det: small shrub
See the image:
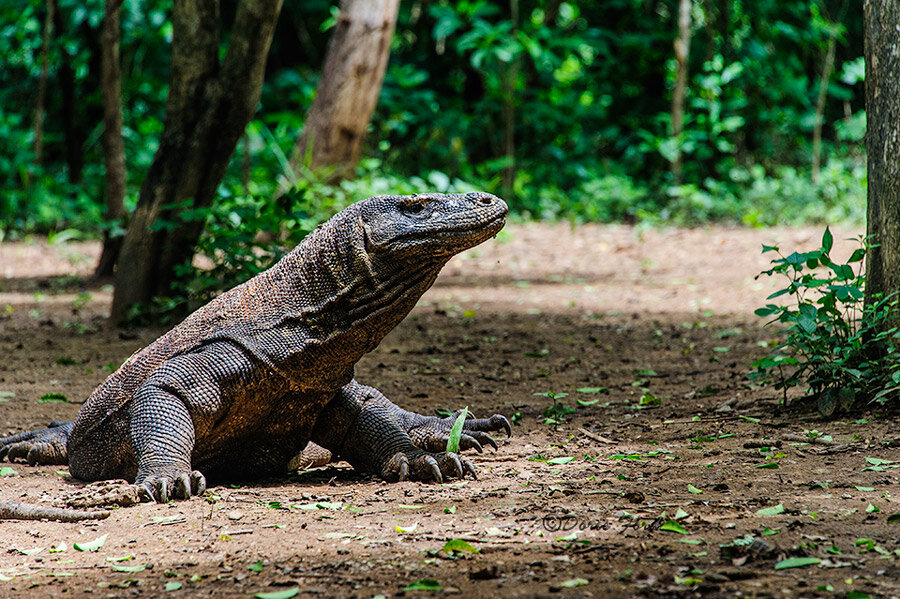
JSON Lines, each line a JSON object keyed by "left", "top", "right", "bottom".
{"left": 750, "top": 228, "right": 900, "bottom": 415}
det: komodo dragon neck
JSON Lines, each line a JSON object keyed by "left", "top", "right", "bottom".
{"left": 187, "top": 204, "right": 448, "bottom": 390}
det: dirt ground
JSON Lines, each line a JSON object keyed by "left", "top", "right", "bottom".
{"left": 2, "top": 223, "right": 900, "bottom": 599}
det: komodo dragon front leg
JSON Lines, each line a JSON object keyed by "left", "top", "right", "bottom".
{"left": 307, "top": 381, "right": 510, "bottom": 482}
{"left": 295, "top": 383, "right": 511, "bottom": 471}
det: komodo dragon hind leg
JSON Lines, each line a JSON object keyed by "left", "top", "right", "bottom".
{"left": 0, "top": 420, "right": 72, "bottom": 465}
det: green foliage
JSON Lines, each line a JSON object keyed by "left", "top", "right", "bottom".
{"left": 0, "top": 1, "right": 869, "bottom": 267}
{"left": 750, "top": 229, "right": 900, "bottom": 414}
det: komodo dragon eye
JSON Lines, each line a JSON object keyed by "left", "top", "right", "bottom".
{"left": 399, "top": 201, "right": 427, "bottom": 216}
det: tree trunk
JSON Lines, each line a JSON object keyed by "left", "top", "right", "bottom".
{"left": 110, "top": 0, "right": 283, "bottom": 323}
{"left": 52, "top": 5, "right": 84, "bottom": 183}
{"left": 863, "top": 0, "right": 900, "bottom": 312}
{"left": 286, "top": 0, "right": 399, "bottom": 184}
{"left": 94, "top": 0, "right": 127, "bottom": 279}
{"left": 670, "top": 0, "right": 692, "bottom": 182}
{"left": 33, "top": 0, "right": 55, "bottom": 165}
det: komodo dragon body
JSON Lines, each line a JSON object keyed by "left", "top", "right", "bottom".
{"left": 0, "top": 192, "right": 510, "bottom": 519}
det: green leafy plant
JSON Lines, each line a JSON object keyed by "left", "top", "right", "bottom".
{"left": 534, "top": 391, "right": 575, "bottom": 426}
{"left": 750, "top": 228, "right": 900, "bottom": 414}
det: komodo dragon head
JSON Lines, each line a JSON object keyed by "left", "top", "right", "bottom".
{"left": 357, "top": 192, "right": 507, "bottom": 262}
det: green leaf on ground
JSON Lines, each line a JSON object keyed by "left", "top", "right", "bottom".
{"left": 633, "top": 369, "right": 658, "bottom": 377}
{"left": 660, "top": 520, "right": 687, "bottom": 534}
{"left": 74, "top": 534, "right": 108, "bottom": 552}
{"left": 639, "top": 391, "right": 661, "bottom": 406}
{"left": 292, "top": 501, "right": 342, "bottom": 510}
{"left": 165, "top": 582, "right": 183, "bottom": 592}
{"left": 887, "top": 513, "right": 900, "bottom": 523}
{"left": 756, "top": 504, "right": 784, "bottom": 516}
{"left": 547, "top": 456, "right": 574, "bottom": 465}
{"left": 855, "top": 486, "right": 875, "bottom": 492}
{"left": 39, "top": 393, "right": 68, "bottom": 402}
{"left": 0, "top": 466, "right": 18, "bottom": 476}
{"left": 442, "top": 539, "right": 479, "bottom": 554}
{"left": 687, "top": 484, "right": 703, "bottom": 494}
{"left": 395, "top": 523, "right": 418, "bottom": 534}
{"left": 559, "top": 578, "right": 589, "bottom": 588}
{"left": 404, "top": 579, "right": 442, "bottom": 591}
{"left": 112, "top": 564, "right": 146, "bottom": 573}
{"left": 774, "top": 557, "right": 821, "bottom": 570}
{"left": 254, "top": 587, "right": 300, "bottom": 599}
{"left": 248, "top": 560, "right": 264, "bottom": 572}
{"left": 446, "top": 406, "right": 469, "bottom": 453}
{"left": 575, "top": 387, "right": 608, "bottom": 394}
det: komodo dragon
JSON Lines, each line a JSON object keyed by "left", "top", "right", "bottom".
{"left": 0, "top": 192, "right": 510, "bottom": 520}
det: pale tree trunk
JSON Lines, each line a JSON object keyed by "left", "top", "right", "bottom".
{"left": 863, "top": 0, "right": 900, "bottom": 313}
{"left": 33, "top": 0, "right": 55, "bottom": 165}
{"left": 670, "top": 0, "right": 692, "bottom": 182}
{"left": 811, "top": 34, "right": 836, "bottom": 185}
{"left": 111, "top": 0, "right": 283, "bottom": 323}
{"left": 94, "top": 0, "right": 128, "bottom": 279}
{"left": 286, "top": 0, "right": 399, "bottom": 185}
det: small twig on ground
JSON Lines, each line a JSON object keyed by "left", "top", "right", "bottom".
{"left": 782, "top": 434, "right": 839, "bottom": 446}
{"left": 578, "top": 428, "right": 615, "bottom": 445}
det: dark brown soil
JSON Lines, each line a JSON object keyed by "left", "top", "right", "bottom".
{"left": 2, "top": 224, "right": 899, "bottom": 599}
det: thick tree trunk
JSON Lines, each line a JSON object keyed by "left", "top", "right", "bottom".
{"left": 286, "top": 0, "right": 399, "bottom": 183}
{"left": 94, "top": 0, "right": 127, "bottom": 279}
{"left": 864, "top": 0, "right": 900, "bottom": 311}
{"left": 110, "top": 0, "right": 283, "bottom": 323}
{"left": 52, "top": 5, "right": 84, "bottom": 183}
{"left": 670, "top": 0, "right": 692, "bottom": 182}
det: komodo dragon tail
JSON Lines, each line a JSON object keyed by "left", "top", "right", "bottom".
{"left": 0, "top": 500, "right": 109, "bottom": 521}
{"left": 0, "top": 421, "right": 109, "bottom": 521}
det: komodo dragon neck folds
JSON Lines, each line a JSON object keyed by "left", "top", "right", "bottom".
{"left": 1, "top": 192, "right": 510, "bottom": 520}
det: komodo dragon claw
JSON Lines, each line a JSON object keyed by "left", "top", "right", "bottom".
{"left": 137, "top": 469, "right": 207, "bottom": 503}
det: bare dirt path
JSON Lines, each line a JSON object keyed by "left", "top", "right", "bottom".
{"left": 2, "top": 223, "right": 899, "bottom": 599}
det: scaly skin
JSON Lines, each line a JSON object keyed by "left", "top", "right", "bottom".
{"left": 0, "top": 193, "right": 509, "bottom": 511}
{"left": 0, "top": 501, "right": 109, "bottom": 522}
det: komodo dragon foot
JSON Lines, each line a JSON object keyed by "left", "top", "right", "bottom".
{"left": 309, "top": 380, "right": 510, "bottom": 483}
{"left": 294, "top": 383, "right": 511, "bottom": 472}
{"left": 0, "top": 420, "right": 72, "bottom": 465}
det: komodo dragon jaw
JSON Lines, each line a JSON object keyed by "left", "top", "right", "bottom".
{"left": 0, "top": 192, "right": 511, "bottom": 512}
